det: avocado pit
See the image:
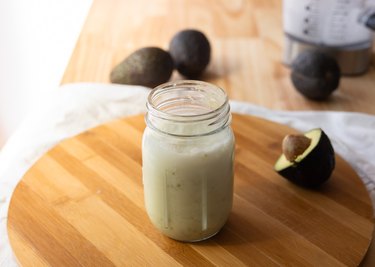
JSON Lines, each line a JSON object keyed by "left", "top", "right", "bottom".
{"left": 282, "top": 134, "right": 311, "bottom": 162}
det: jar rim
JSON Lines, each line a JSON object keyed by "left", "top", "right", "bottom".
{"left": 147, "top": 80, "right": 228, "bottom": 122}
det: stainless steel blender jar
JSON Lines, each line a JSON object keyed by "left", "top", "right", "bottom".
{"left": 283, "top": 0, "right": 375, "bottom": 75}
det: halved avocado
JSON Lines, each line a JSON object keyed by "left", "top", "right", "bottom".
{"left": 274, "top": 128, "right": 335, "bottom": 188}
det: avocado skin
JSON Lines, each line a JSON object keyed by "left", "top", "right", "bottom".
{"left": 169, "top": 29, "right": 211, "bottom": 78}
{"left": 291, "top": 51, "right": 341, "bottom": 101}
{"left": 110, "top": 47, "right": 174, "bottom": 88}
{"left": 277, "top": 131, "right": 335, "bottom": 188}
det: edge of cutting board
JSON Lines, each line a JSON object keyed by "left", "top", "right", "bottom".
{"left": 7, "top": 113, "right": 374, "bottom": 266}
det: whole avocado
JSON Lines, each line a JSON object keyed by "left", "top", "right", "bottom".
{"left": 110, "top": 47, "right": 174, "bottom": 88}
{"left": 291, "top": 51, "right": 341, "bottom": 100}
{"left": 169, "top": 29, "right": 211, "bottom": 78}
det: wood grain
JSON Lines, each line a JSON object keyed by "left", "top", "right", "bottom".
{"left": 61, "top": 0, "right": 375, "bottom": 114}
{"left": 7, "top": 114, "right": 374, "bottom": 266}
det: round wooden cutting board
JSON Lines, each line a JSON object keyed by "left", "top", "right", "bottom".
{"left": 7, "top": 114, "right": 374, "bottom": 266}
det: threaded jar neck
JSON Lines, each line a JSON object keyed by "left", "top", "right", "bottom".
{"left": 146, "top": 80, "right": 231, "bottom": 137}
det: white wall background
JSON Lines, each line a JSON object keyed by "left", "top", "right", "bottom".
{"left": 0, "top": 0, "right": 92, "bottom": 147}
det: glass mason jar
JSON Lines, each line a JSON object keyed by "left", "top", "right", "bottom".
{"left": 142, "top": 80, "right": 235, "bottom": 242}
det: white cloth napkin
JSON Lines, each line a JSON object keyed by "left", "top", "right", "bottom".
{"left": 1, "top": 82, "right": 375, "bottom": 266}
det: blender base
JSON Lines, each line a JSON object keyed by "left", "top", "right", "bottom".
{"left": 283, "top": 35, "right": 373, "bottom": 76}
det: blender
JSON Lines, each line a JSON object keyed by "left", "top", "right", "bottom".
{"left": 283, "top": 0, "right": 375, "bottom": 75}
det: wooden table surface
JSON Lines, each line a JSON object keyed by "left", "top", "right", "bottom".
{"left": 60, "top": 0, "right": 375, "bottom": 265}
{"left": 12, "top": 0, "right": 373, "bottom": 265}
{"left": 61, "top": 0, "right": 375, "bottom": 114}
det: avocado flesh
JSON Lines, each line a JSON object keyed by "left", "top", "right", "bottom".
{"left": 274, "top": 129, "right": 335, "bottom": 188}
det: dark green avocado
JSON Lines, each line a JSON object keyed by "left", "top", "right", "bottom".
{"left": 169, "top": 29, "right": 211, "bottom": 78}
{"left": 274, "top": 128, "right": 335, "bottom": 188}
{"left": 110, "top": 47, "right": 174, "bottom": 88}
{"left": 291, "top": 51, "right": 341, "bottom": 101}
